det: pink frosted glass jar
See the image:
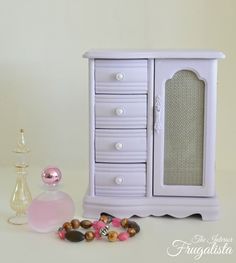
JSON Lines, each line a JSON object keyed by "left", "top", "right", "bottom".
{"left": 27, "top": 167, "right": 75, "bottom": 233}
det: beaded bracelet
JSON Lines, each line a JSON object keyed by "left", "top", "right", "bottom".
{"left": 57, "top": 212, "right": 140, "bottom": 242}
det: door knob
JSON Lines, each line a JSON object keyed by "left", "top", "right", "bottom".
{"left": 114, "top": 177, "right": 124, "bottom": 185}
{"left": 115, "top": 142, "right": 123, "bottom": 151}
{"left": 115, "top": 72, "right": 124, "bottom": 81}
{"left": 115, "top": 108, "right": 124, "bottom": 116}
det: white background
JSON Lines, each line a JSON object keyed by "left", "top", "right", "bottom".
{"left": 0, "top": 0, "right": 235, "bottom": 262}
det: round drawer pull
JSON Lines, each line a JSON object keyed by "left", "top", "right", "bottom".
{"left": 115, "top": 142, "right": 123, "bottom": 151}
{"left": 115, "top": 177, "right": 124, "bottom": 185}
{"left": 115, "top": 72, "right": 124, "bottom": 81}
{"left": 115, "top": 108, "right": 124, "bottom": 116}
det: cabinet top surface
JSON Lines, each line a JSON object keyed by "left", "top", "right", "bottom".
{"left": 83, "top": 50, "right": 225, "bottom": 59}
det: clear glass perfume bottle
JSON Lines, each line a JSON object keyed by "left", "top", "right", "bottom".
{"left": 27, "top": 167, "right": 75, "bottom": 233}
{"left": 8, "top": 129, "right": 32, "bottom": 225}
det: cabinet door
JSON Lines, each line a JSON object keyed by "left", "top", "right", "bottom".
{"left": 153, "top": 59, "right": 217, "bottom": 196}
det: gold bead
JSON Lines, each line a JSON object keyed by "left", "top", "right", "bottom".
{"left": 99, "top": 215, "right": 109, "bottom": 224}
{"left": 85, "top": 231, "right": 95, "bottom": 241}
{"left": 63, "top": 222, "right": 73, "bottom": 232}
{"left": 127, "top": 227, "right": 136, "bottom": 237}
{"left": 120, "top": 218, "right": 129, "bottom": 228}
{"left": 71, "top": 219, "right": 80, "bottom": 229}
{"left": 107, "top": 231, "right": 118, "bottom": 242}
{"left": 80, "top": 220, "right": 93, "bottom": 229}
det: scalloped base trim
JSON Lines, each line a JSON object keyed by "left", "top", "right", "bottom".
{"left": 83, "top": 195, "right": 219, "bottom": 221}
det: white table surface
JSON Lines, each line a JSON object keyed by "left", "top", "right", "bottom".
{"left": 0, "top": 167, "right": 235, "bottom": 263}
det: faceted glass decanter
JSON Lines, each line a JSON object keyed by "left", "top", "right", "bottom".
{"left": 8, "top": 129, "right": 32, "bottom": 225}
{"left": 27, "top": 167, "right": 75, "bottom": 233}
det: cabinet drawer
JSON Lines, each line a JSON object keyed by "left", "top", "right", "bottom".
{"left": 95, "top": 163, "right": 146, "bottom": 197}
{"left": 95, "top": 60, "right": 148, "bottom": 94}
{"left": 95, "top": 94, "right": 147, "bottom": 128}
{"left": 95, "top": 129, "right": 147, "bottom": 163}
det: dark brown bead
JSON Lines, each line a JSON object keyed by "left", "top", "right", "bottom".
{"left": 80, "top": 220, "right": 93, "bottom": 229}
{"left": 71, "top": 219, "right": 80, "bottom": 229}
{"left": 127, "top": 221, "right": 140, "bottom": 233}
{"left": 65, "top": 231, "right": 85, "bottom": 242}
{"left": 63, "top": 222, "right": 73, "bottom": 232}
{"left": 120, "top": 218, "right": 129, "bottom": 228}
{"left": 127, "top": 227, "right": 136, "bottom": 237}
{"left": 85, "top": 231, "right": 95, "bottom": 241}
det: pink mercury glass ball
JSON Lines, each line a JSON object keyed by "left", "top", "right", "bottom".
{"left": 27, "top": 166, "right": 75, "bottom": 233}
{"left": 41, "top": 166, "right": 62, "bottom": 185}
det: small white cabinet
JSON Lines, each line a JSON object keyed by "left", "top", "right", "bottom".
{"left": 83, "top": 50, "right": 225, "bottom": 221}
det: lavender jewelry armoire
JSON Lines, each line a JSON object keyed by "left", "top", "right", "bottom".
{"left": 83, "top": 50, "right": 225, "bottom": 221}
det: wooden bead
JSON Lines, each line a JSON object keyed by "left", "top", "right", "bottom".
{"left": 71, "top": 219, "right": 80, "bottom": 229}
{"left": 80, "top": 220, "right": 93, "bottom": 229}
{"left": 127, "top": 227, "right": 136, "bottom": 237}
{"left": 107, "top": 231, "right": 118, "bottom": 242}
{"left": 120, "top": 218, "right": 129, "bottom": 228}
{"left": 85, "top": 231, "right": 95, "bottom": 241}
{"left": 63, "top": 222, "right": 73, "bottom": 232}
{"left": 63, "top": 222, "right": 71, "bottom": 228}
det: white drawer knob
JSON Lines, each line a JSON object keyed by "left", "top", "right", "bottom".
{"left": 115, "top": 177, "right": 124, "bottom": 185}
{"left": 115, "top": 72, "right": 124, "bottom": 81}
{"left": 115, "top": 108, "right": 124, "bottom": 116}
{"left": 115, "top": 142, "right": 123, "bottom": 151}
